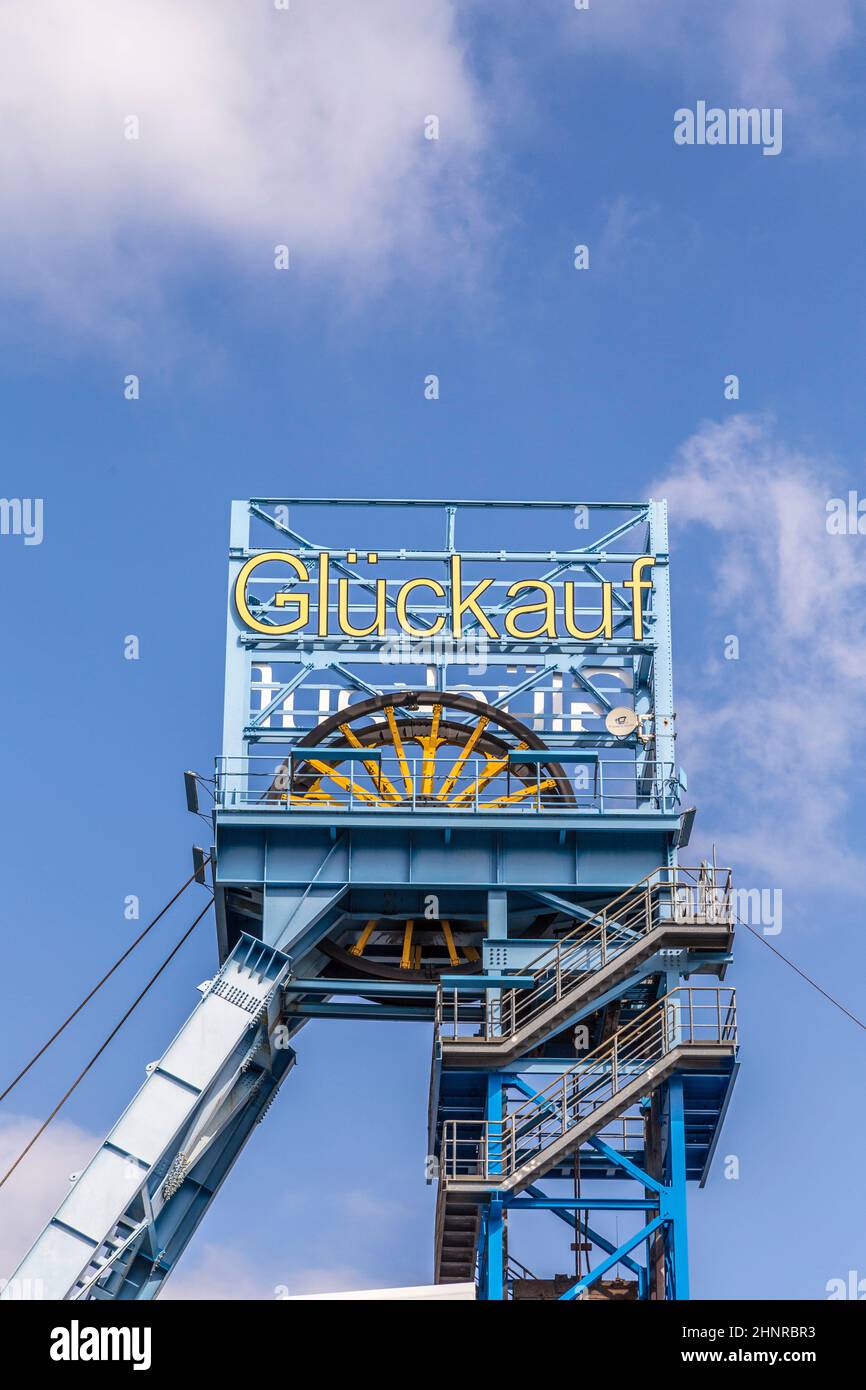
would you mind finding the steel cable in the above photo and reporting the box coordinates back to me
[735,911,866,1033]
[0,856,212,1106]
[0,897,213,1191]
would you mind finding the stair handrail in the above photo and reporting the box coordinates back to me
[441,984,736,1183]
[437,865,733,1044]
[522,864,733,976]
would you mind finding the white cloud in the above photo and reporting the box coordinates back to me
[652,414,866,888]
[158,1242,275,1301]
[164,1187,412,1299]
[0,1114,100,1282]
[569,0,857,111]
[0,0,488,339]
[596,194,659,272]
[162,1243,375,1301]
[0,1114,409,1299]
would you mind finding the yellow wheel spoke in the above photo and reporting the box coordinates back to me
[416,704,443,796]
[441,920,460,968]
[349,920,377,957]
[436,717,489,800]
[482,777,557,808]
[292,776,336,804]
[290,703,564,829]
[338,723,402,802]
[400,920,414,970]
[305,759,387,804]
[385,707,414,797]
[450,752,509,806]
[287,700,567,981]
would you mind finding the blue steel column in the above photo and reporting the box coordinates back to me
[484,890,507,1298]
[222,500,252,777]
[484,1073,505,1300]
[666,1074,690,1300]
[648,498,676,818]
[486,1203,505,1301]
[216,501,254,959]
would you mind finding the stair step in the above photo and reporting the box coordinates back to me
[440,918,732,1064]
[435,1187,481,1285]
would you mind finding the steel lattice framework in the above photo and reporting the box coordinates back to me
[4,499,738,1302]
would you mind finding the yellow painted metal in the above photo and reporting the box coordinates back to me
[417,704,444,796]
[449,738,536,807]
[400,920,415,970]
[305,759,385,804]
[482,778,556,808]
[349,920,377,958]
[441,920,460,968]
[385,706,414,798]
[450,752,509,806]
[294,712,551,816]
[290,774,336,804]
[436,717,489,800]
[337,723,402,802]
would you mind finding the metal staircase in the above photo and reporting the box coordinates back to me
[433,1193,482,1285]
[439,985,737,1198]
[430,866,738,1291]
[4,499,729,1304]
[437,867,733,1066]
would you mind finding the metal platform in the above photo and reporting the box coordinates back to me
[3,498,739,1303]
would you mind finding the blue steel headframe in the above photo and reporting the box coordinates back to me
[217,502,729,1305]
[219,498,677,804]
[2,499,728,1306]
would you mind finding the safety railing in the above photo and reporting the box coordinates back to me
[506,1255,539,1283]
[214,753,680,815]
[440,986,737,1185]
[437,866,733,1045]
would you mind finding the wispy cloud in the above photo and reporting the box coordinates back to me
[652,414,866,888]
[162,1188,409,1298]
[595,194,659,273]
[0,1,489,342]
[0,1114,100,1282]
[0,1112,415,1298]
[161,1242,376,1301]
[566,0,858,112]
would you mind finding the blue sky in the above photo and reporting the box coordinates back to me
[1,0,865,1298]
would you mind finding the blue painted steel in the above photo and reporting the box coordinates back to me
[485,1201,505,1302]
[510,1197,658,1212]
[523,1186,644,1280]
[8,499,735,1304]
[666,1074,690,1300]
[439,974,534,990]
[558,1215,667,1301]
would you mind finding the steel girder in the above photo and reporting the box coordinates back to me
[3,937,296,1302]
